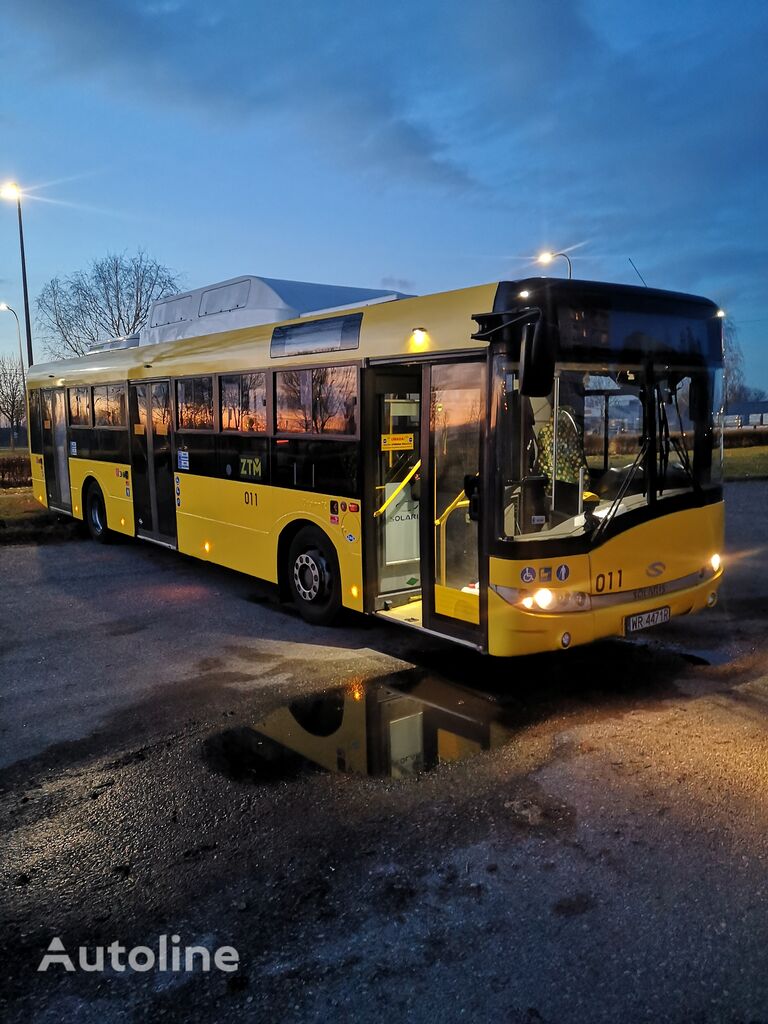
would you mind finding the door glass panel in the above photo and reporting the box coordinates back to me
[375,384,421,595]
[52,389,71,507]
[151,381,173,435]
[129,381,176,542]
[431,363,485,624]
[41,390,57,505]
[150,381,176,540]
[130,384,152,533]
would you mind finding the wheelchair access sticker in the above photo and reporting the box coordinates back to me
[520,566,536,583]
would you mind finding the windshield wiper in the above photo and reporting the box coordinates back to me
[671,387,697,487]
[657,385,696,492]
[590,438,649,543]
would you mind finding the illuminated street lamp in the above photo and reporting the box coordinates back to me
[537,250,573,279]
[1,182,35,367]
[0,303,26,391]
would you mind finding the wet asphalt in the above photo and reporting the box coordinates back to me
[1,482,768,1024]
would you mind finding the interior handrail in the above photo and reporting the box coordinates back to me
[373,460,421,518]
[435,486,471,587]
[434,487,469,527]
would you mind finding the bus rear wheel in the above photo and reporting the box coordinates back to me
[85,482,112,544]
[287,526,341,626]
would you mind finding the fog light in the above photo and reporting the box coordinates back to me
[534,588,553,610]
[521,595,534,609]
[710,553,721,572]
[707,591,718,608]
[561,632,572,648]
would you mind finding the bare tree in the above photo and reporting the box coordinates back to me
[723,318,745,411]
[36,250,181,359]
[0,355,25,449]
[723,317,767,408]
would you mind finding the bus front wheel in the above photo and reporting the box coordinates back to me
[85,482,112,544]
[287,526,341,626]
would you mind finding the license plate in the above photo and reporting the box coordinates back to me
[625,606,671,634]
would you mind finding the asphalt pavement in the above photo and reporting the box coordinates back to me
[2,482,768,1024]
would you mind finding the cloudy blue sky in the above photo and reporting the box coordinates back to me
[1,0,766,380]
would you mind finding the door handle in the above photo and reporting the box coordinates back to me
[463,474,481,522]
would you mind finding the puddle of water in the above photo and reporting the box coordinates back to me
[631,638,735,667]
[203,671,519,782]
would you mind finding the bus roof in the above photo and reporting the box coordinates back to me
[27,280,499,388]
[26,277,721,389]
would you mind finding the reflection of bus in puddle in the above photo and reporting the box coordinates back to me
[251,673,516,779]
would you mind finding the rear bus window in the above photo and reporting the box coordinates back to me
[68,387,91,426]
[275,366,357,435]
[177,377,214,430]
[93,384,126,427]
[221,372,267,433]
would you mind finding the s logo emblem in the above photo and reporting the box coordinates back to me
[646,561,666,578]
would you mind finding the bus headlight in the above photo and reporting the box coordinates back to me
[525,589,591,612]
[710,553,722,573]
[543,590,591,612]
[491,585,591,612]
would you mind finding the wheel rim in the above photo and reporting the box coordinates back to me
[293,550,326,603]
[90,495,103,533]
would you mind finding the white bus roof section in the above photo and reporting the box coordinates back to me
[140,275,413,346]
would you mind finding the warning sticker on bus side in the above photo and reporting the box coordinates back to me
[381,433,414,451]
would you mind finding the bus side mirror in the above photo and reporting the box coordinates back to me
[519,320,555,397]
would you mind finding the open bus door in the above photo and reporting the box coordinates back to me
[367,358,487,649]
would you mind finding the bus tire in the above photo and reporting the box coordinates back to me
[85,482,112,544]
[287,526,342,626]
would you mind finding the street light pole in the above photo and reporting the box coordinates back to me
[537,251,573,279]
[1,182,35,367]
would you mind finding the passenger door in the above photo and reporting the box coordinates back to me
[40,388,71,511]
[424,360,486,642]
[129,380,177,545]
[369,368,423,601]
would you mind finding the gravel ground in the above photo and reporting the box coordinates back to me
[1,483,767,1024]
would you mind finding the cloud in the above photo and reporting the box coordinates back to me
[7,0,767,212]
[3,0,768,375]
[380,276,415,292]
[3,0,476,189]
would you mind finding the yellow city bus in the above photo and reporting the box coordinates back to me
[25,275,725,656]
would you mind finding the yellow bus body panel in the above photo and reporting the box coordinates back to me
[175,474,364,612]
[30,454,48,508]
[434,583,480,624]
[67,458,135,537]
[488,501,724,657]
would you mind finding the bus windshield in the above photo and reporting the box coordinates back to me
[492,355,724,542]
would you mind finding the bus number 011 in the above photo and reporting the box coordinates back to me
[595,569,623,593]
[244,491,258,507]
